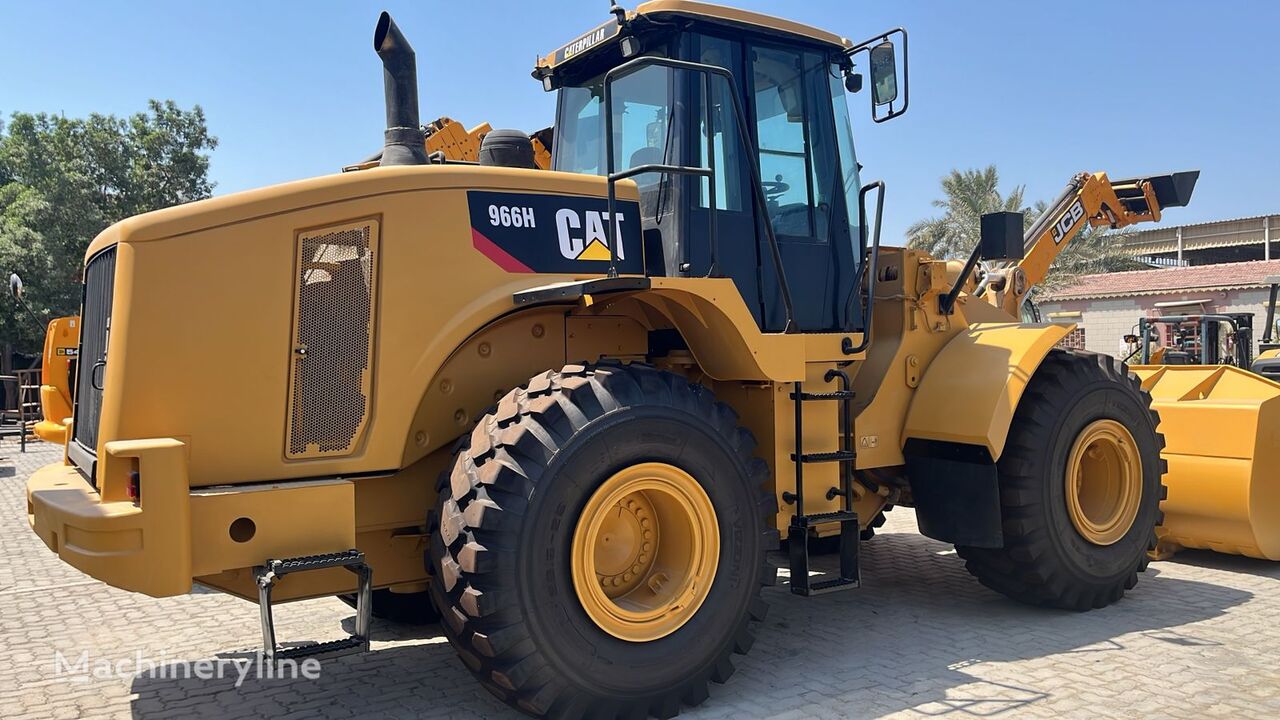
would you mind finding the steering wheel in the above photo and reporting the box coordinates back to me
[761,179,790,202]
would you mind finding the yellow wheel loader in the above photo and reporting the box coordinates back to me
[26,3,1197,717]
[32,316,80,444]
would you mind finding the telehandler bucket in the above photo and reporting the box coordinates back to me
[1135,365,1280,560]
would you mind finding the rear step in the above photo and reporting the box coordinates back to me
[787,370,861,597]
[254,549,372,662]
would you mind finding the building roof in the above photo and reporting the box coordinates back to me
[1043,259,1280,301]
[1117,212,1279,255]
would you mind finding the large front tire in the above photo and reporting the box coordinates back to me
[428,363,777,719]
[957,350,1165,611]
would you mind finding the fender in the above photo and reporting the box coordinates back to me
[903,322,1073,459]
[901,322,1072,547]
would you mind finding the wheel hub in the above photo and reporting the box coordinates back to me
[571,462,719,642]
[1065,419,1143,546]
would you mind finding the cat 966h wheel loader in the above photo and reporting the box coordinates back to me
[26,3,1197,717]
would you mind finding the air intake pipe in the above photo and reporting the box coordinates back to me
[374,12,427,166]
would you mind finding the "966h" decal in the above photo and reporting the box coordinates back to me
[467,191,643,274]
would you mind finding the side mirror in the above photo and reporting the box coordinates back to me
[9,273,22,299]
[869,41,898,106]
[980,211,1025,261]
[846,28,908,123]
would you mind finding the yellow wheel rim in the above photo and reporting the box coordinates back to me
[1065,419,1143,546]
[570,462,719,642]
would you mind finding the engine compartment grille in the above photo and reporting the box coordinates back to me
[71,245,117,460]
[285,220,380,459]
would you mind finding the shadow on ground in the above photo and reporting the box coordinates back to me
[129,531,1254,719]
[1165,548,1280,579]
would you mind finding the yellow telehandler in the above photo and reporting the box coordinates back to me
[26,3,1199,717]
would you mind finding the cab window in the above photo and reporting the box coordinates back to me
[750,46,837,242]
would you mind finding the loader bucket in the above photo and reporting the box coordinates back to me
[1134,364,1280,560]
[1110,170,1200,215]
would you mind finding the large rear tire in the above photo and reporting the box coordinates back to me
[957,350,1165,611]
[428,362,777,719]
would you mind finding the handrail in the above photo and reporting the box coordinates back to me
[601,54,797,332]
[844,181,884,355]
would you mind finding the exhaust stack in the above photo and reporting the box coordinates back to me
[374,12,427,166]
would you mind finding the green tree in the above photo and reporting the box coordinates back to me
[906,165,1142,291]
[0,100,217,353]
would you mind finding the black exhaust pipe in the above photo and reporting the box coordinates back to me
[374,12,427,166]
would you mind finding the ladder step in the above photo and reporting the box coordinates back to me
[786,514,861,597]
[268,549,365,575]
[271,636,367,661]
[256,550,372,663]
[791,450,856,464]
[795,576,860,596]
[790,390,856,401]
[793,510,858,528]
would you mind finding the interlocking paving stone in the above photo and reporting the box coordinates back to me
[2,440,1277,718]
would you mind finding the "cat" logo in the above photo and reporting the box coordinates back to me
[556,209,626,261]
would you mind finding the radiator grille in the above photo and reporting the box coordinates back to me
[71,246,117,457]
[285,220,379,459]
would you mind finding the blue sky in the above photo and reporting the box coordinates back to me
[2,1,1277,242]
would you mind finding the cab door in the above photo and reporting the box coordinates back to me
[747,43,857,333]
[681,33,763,327]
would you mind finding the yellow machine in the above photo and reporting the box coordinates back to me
[1117,276,1280,561]
[343,116,553,172]
[32,316,79,444]
[1135,365,1280,561]
[26,4,1198,717]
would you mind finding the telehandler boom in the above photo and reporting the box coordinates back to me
[26,3,1196,717]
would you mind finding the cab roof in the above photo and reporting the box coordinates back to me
[535,1,852,74]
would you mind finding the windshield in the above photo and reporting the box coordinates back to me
[554,62,675,184]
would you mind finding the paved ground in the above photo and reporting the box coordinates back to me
[2,440,1278,719]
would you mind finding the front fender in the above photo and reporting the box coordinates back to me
[903,322,1073,461]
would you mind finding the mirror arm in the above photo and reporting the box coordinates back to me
[939,240,983,316]
[844,27,907,58]
[12,293,45,334]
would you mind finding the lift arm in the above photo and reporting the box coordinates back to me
[987,170,1199,317]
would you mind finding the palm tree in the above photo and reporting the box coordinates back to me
[907,165,1142,289]
[906,166,1031,260]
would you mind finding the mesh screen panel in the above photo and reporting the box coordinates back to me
[285,219,379,459]
[72,246,117,458]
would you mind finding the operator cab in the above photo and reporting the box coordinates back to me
[534,2,906,333]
